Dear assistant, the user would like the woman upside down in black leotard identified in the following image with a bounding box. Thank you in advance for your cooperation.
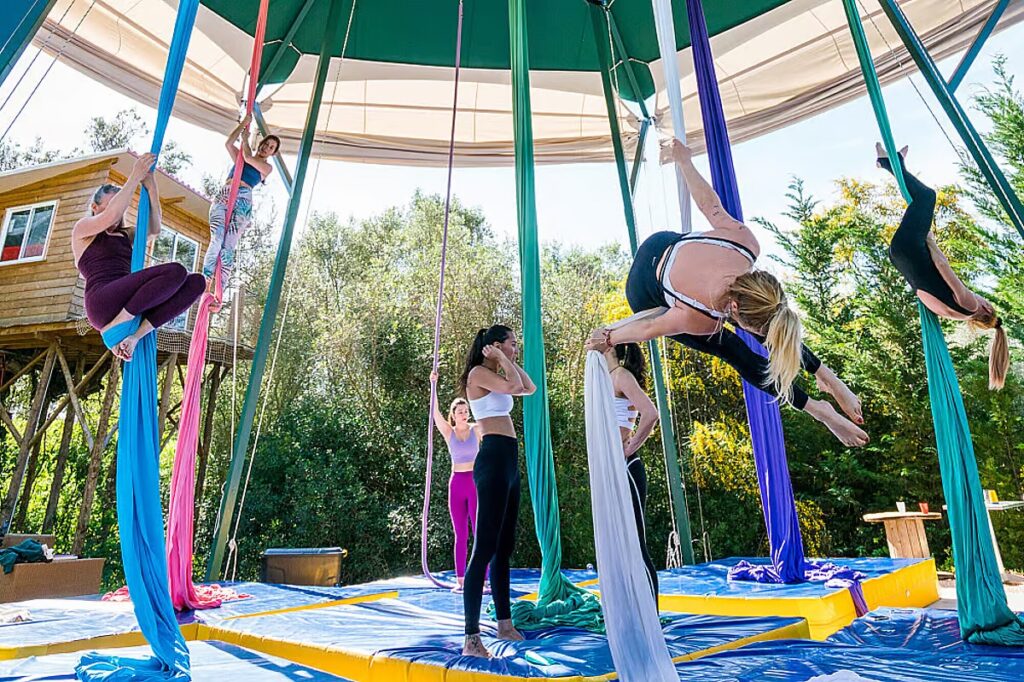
[876,143,1010,389]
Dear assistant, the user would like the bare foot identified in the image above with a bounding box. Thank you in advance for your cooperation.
[463,634,490,658]
[816,366,863,424]
[820,404,869,448]
[875,142,909,164]
[497,619,524,642]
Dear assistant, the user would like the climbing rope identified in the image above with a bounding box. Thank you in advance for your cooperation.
[421,0,466,591]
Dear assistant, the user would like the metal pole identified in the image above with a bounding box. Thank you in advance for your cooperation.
[590,3,695,565]
[629,119,650,196]
[948,0,1011,92]
[0,0,58,86]
[878,0,1024,239]
[253,102,293,192]
[207,0,348,580]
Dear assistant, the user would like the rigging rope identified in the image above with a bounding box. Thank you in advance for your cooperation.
[420,0,465,591]
[0,0,78,115]
[0,0,98,144]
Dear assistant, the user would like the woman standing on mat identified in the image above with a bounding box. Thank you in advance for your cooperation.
[876,143,1010,389]
[429,377,483,593]
[603,342,660,600]
[202,112,279,287]
[73,152,205,362]
[459,324,536,658]
[587,139,868,448]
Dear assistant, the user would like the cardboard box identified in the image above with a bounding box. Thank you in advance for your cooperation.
[0,558,104,602]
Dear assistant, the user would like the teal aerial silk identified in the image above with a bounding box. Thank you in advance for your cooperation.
[843,0,1024,645]
[76,1,199,679]
[503,0,602,631]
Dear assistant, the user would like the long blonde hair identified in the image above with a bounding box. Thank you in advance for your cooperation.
[727,270,803,403]
[970,311,1010,390]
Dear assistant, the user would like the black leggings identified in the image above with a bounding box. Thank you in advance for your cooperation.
[463,434,520,636]
[626,455,658,601]
[878,157,974,316]
[624,233,822,410]
[668,329,821,410]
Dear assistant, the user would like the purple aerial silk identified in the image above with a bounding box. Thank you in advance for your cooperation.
[685,0,863,608]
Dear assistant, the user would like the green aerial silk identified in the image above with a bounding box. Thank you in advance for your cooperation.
[502,0,602,631]
[843,0,1024,645]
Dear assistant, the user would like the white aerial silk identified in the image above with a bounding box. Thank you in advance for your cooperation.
[650,0,693,233]
[585,351,677,681]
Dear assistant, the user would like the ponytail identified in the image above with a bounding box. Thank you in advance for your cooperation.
[457,324,513,396]
[727,270,803,403]
[765,304,803,403]
[989,319,1010,390]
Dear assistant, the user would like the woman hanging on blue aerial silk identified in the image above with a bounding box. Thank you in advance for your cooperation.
[74,152,205,362]
[588,139,869,448]
[875,143,1010,389]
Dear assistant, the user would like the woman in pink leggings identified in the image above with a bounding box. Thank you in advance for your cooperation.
[431,374,483,592]
[72,152,204,362]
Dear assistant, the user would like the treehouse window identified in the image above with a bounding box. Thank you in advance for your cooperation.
[151,226,200,330]
[0,201,57,264]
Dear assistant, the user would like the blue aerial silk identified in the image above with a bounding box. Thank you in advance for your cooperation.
[683,0,804,583]
[841,0,1024,645]
[685,0,865,604]
[76,1,200,679]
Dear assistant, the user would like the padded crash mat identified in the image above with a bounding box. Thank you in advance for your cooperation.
[203,597,807,680]
[0,598,197,660]
[641,556,938,638]
[0,640,353,681]
[672,639,1024,681]
[830,607,1024,657]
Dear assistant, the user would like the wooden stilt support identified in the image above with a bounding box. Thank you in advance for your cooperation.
[43,358,82,534]
[0,343,57,533]
[72,359,120,556]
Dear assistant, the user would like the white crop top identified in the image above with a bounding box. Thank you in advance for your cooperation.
[468,391,514,420]
[614,396,638,429]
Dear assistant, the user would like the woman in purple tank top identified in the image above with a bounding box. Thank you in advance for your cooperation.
[431,371,482,592]
[72,152,205,362]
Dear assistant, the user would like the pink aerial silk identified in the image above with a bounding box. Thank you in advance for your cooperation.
[165,0,270,611]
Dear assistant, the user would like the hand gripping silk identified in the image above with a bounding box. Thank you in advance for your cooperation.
[584,351,677,681]
[75,1,199,679]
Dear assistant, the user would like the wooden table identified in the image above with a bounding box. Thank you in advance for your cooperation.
[863,511,943,559]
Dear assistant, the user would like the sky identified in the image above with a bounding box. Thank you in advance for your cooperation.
[1,16,1022,266]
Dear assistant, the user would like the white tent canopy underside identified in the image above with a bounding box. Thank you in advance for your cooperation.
[34,0,1022,167]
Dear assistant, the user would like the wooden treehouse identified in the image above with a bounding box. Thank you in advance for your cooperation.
[0,149,254,563]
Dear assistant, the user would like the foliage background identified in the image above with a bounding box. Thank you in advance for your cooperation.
[3,62,1024,586]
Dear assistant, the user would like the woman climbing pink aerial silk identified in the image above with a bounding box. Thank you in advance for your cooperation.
[165,0,270,611]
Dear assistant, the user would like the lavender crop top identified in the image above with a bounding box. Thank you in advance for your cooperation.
[447,429,480,465]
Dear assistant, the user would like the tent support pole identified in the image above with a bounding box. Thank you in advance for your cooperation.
[948,0,1010,92]
[207,0,348,580]
[877,0,1024,238]
[253,102,293,192]
[0,1,59,87]
[591,3,695,565]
